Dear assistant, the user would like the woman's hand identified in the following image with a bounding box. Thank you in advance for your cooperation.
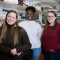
[11,48,17,55]
[11,48,23,56]
[17,52,22,56]
[50,49,54,52]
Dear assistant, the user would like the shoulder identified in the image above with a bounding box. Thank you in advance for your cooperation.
[18,26,27,34]
[57,23,60,26]
[18,21,28,25]
[34,22,43,32]
[35,21,41,25]
[56,23,60,29]
[18,26,25,32]
[18,26,28,37]
[35,22,42,28]
[56,23,60,27]
[56,23,60,34]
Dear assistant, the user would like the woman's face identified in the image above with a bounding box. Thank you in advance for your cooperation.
[6,12,17,25]
[26,10,34,20]
[47,12,56,25]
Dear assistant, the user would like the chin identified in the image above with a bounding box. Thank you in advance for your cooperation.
[28,19,32,20]
[8,23,13,25]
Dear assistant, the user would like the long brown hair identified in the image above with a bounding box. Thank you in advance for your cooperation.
[0,10,18,45]
[45,11,57,31]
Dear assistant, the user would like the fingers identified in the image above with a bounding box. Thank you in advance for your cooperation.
[50,49,54,52]
[10,48,17,55]
[17,52,23,56]
[10,48,23,56]
[17,53,21,56]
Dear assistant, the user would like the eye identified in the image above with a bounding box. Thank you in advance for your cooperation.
[12,17,15,19]
[7,15,11,18]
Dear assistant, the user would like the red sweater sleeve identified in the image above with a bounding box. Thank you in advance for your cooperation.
[54,24,60,51]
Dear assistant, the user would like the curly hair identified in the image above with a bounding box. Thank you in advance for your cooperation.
[26,6,36,13]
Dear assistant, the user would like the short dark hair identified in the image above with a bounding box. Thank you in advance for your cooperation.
[26,6,36,13]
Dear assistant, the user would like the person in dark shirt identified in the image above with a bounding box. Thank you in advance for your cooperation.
[42,11,60,60]
[0,10,31,60]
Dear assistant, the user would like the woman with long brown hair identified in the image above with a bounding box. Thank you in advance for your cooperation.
[42,11,60,60]
[0,10,31,60]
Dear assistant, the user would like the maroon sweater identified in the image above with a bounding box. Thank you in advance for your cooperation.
[42,23,60,52]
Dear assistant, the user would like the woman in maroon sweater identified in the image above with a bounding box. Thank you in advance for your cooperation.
[42,11,60,60]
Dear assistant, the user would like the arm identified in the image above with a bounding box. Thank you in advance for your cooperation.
[0,26,11,54]
[55,24,60,50]
[16,30,31,53]
[37,24,43,40]
[53,24,60,51]
[0,43,11,54]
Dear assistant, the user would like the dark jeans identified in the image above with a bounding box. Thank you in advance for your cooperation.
[23,49,33,60]
[43,52,60,60]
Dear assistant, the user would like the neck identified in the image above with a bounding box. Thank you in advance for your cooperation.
[49,23,54,26]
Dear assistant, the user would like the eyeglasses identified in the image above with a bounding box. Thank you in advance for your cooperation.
[47,16,55,18]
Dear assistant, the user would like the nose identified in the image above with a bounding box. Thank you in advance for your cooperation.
[8,17,13,21]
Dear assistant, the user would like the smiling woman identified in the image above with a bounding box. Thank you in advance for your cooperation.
[42,11,60,60]
[6,12,17,25]
[0,10,31,60]
[47,11,57,26]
